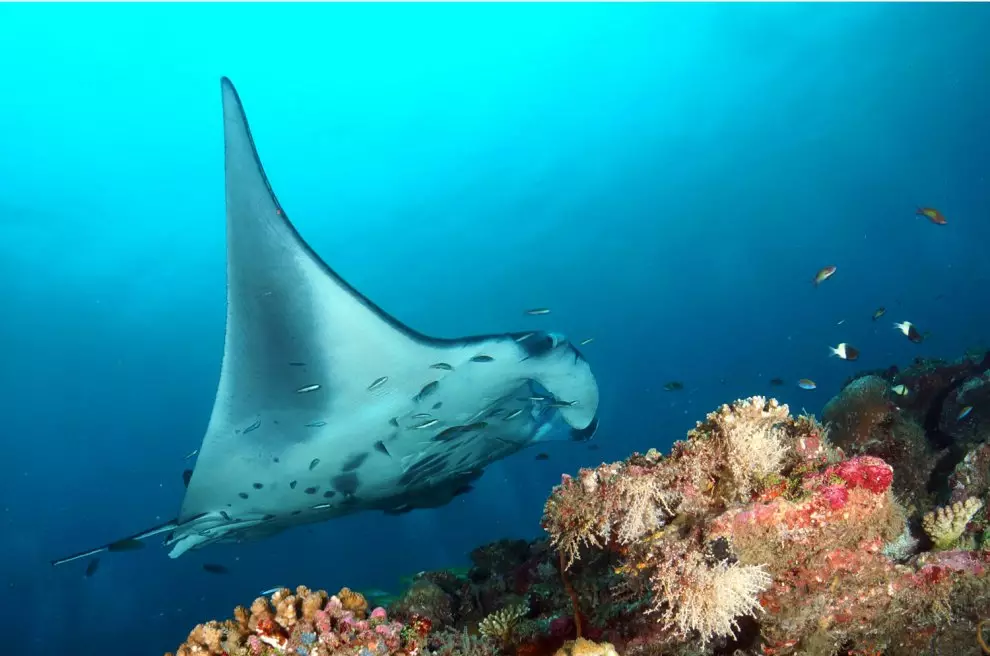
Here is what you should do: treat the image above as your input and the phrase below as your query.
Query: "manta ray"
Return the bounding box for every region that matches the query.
[51,78,599,567]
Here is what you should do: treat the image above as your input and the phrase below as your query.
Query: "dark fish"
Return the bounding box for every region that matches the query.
[243,418,262,434]
[414,381,439,402]
[84,558,100,578]
[535,453,550,461]
[289,362,306,367]
[220,511,232,521]
[309,458,320,471]
[182,469,193,488]
[304,486,319,495]
[367,376,388,391]
[374,440,390,457]
[432,401,443,410]
[238,492,249,499]
[304,421,327,428]
[323,490,336,498]
[470,355,494,363]
[107,538,145,553]
[429,363,453,371]
[663,381,684,391]
[872,307,886,321]
[202,563,229,575]
[769,378,784,386]
[252,482,263,489]
[289,480,297,489]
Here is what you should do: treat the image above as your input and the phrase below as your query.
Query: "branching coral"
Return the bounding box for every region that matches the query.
[477,603,529,646]
[923,497,984,550]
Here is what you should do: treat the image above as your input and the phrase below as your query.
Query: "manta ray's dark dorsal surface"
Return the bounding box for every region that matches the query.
[51,78,599,567]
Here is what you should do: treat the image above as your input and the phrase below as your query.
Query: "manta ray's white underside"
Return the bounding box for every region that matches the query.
[51,78,599,567]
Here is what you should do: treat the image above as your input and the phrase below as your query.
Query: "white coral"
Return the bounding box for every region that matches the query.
[653,552,772,643]
[710,396,791,497]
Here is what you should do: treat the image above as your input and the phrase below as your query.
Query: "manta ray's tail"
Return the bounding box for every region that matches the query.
[50,517,180,567]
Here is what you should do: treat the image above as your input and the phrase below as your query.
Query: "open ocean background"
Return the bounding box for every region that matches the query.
[1,3,989,653]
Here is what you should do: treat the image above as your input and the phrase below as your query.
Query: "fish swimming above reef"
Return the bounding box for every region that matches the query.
[50,78,599,567]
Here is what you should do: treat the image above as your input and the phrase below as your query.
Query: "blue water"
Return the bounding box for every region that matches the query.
[2,3,989,653]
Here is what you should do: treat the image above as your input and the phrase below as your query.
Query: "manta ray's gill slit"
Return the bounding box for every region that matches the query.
[331,473,359,495]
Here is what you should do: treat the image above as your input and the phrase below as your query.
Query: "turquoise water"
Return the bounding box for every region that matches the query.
[1,3,989,652]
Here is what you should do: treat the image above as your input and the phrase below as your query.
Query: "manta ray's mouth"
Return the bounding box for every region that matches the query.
[50,77,600,567]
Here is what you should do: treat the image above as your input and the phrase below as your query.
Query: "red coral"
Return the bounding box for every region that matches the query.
[830,456,894,494]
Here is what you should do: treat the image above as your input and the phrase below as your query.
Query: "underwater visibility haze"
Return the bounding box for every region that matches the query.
[2,2,990,655]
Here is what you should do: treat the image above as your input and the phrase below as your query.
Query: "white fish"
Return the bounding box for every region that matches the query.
[891,384,908,396]
[183,449,199,460]
[260,586,286,596]
[295,383,322,394]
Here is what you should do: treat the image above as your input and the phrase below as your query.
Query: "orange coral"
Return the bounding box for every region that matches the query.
[338,586,368,618]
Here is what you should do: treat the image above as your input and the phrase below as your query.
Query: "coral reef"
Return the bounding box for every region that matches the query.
[166,586,430,656]
[168,348,990,656]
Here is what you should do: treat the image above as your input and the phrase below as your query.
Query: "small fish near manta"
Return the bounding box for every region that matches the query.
[50,78,600,569]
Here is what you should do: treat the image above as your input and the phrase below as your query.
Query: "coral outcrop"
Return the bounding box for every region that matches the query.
[543,396,989,655]
[166,586,430,656]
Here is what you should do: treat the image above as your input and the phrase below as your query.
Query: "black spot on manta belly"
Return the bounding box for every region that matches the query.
[341,452,369,472]
[253,482,264,489]
[331,472,360,495]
